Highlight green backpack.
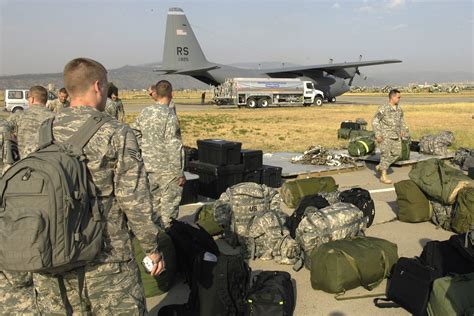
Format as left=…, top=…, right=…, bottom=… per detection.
left=0, top=114, right=111, bottom=273
left=194, top=203, right=225, bottom=236
left=310, top=236, right=398, bottom=294
left=348, top=137, right=375, bottom=157
left=338, top=128, right=375, bottom=140
left=395, top=180, right=432, bottom=222
left=452, top=187, right=474, bottom=233
left=133, top=233, right=176, bottom=298
left=427, top=273, right=474, bottom=316
left=280, top=177, right=338, bottom=208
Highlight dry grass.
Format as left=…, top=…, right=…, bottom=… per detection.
left=125, top=102, right=474, bottom=153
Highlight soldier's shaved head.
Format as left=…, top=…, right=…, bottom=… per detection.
left=155, top=80, right=173, bottom=97
left=388, top=89, right=400, bottom=99
left=64, top=58, right=107, bottom=97
left=29, top=85, right=48, bottom=105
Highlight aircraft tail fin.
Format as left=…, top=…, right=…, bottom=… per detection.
left=161, top=7, right=211, bottom=72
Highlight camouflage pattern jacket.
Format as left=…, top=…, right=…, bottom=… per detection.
left=47, top=99, right=70, bottom=113
left=372, top=103, right=409, bottom=140
left=104, top=98, right=119, bottom=119
left=51, top=106, right=160, bottom=263
left=131, top=104, right=184, bottom=178
left=7, top=104, right=55, bottom=159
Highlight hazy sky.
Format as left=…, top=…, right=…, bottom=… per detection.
left=0, top=0, right=473, bottom=76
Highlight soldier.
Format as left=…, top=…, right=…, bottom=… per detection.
left=8, top=85, right=55, bottom=159
left=106, top=83, right=125, bottom=122
left=47, top=87, right=70, bottom=112
left=132, top=80, right=185, bottom=228
left=372, top=89, right=409, bottom=184
left=31, top=58, right=164, bottom=314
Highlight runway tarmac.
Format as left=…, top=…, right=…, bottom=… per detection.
left=123, top=93, right=473, bottom=113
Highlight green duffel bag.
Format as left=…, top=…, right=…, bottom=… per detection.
left=133, top=232, right=177, bottom=298
left=452, top=187, right=474, bottom=233
left=398, top=139, right=411, bottom=161
left=280, top=177, right=338, bottom=208
left=395, top=180, right=432, bottom=222
left=338, top=128, right=352, bottom=139
left=409, top=158, right=474, bottom=205
left=427, top=273, right=474, bottom=316
left=348, top=137, right=375, bottom=157
left=310, top=236, right=398, bottom=294
left=194, top=203, right=225, bottom=236
left=349, top=130, right=375, bottom=140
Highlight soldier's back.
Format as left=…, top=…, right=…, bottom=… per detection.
left=8, top=105, right=54, bottom=158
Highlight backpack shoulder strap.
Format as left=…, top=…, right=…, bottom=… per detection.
left=67, top=113, right=113, bottom=150
left=38, top=118, right=55, bottom=149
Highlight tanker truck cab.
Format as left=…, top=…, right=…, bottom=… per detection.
left=303, top=81, right=325, bottom=106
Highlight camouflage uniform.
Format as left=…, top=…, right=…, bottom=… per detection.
left=104, top=98, right=119, bottom=119
left=115, top=99, right=125, bottom=122
left=132, top=104, right=184, bottom=228
left=7, top=104, right=55, bottom=159
left=372, top=103, right=409, bottom=170
left=0, top=271, right=36, bottom=315
left=46, top=98, right=71, bottom=113
left=30, top=106, right=160, bottom=315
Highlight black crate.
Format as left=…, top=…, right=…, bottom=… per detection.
left=241, top=149, right=263, bottom=172
left=180, top=173, right=199, bottom=205
left=184, top=146, right=199, bottom=171
left=197, top=139, right=242, bottom=166
left=469, top=167, right=474, bottom=180
left=261, top=165, right=282, bottom=188
left=243, top=170, right=262, bottom=184
left=340, top=121, right=361, bottom=130
left=188, top=160, right=244, bottom=199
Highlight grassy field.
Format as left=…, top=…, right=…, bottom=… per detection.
left=125, top=102, right=474, bottom=153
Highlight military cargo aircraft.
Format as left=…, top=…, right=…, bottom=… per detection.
left=156, top=7, right=402, bottom=102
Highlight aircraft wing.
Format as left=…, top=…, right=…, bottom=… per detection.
left=153, top=65, right=220, bottom=75
left=263, top=59, right=402, bottom=78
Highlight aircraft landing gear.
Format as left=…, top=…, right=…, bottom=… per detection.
left=328, top=97, right=336, bottom=103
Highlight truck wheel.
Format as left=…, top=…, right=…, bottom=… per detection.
left=12, top=107, right=24, bottom=113
left=258, top=98, right=270, bottom=108
left=247, top=98, right=257, bottom=108
left=314, top=97, right=323, bottom=107
left=328, top=97, right=336, bottom=103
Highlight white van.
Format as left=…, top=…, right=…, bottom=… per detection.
left=4, top=89, right=29, bottom=112
left=4, top=89, right=58, bottom=112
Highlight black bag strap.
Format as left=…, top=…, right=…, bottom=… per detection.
left=67, top=114, right=113, bottom=150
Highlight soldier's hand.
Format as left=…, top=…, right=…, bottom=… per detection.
left=178, top=176, right=186, bottom=187
left=400, top=131, right=406, bottom=138
left=148, top=252, right=165, bottom=277
left=376, top=136, right=383, bottom=143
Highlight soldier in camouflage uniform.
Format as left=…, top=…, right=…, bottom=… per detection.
left=30, top=58, right=164, bottom=315
left=8, top=85, right=55, bottom=159
left=46, top=87, right=70, bottom=113
left=106, top=83, right=125, bottom=122
left=132, top=80, right=185, bottom=228
left=372, top=89, right=409, bottom=184
left=0, top=86, right=54, bottom=314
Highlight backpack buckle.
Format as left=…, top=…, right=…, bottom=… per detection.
left=22, top=169, right=32, bottom=181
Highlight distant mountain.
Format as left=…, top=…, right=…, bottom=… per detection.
left=1, top=61, right=472, bottom=90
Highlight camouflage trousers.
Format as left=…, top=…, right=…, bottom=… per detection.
left=148, top=173, right=183, bottom=228
left=33, top=260, right=147, bottom=315
left=378, top=138, right=402, bottom=170
left=0, top=271, right=36, bottom=315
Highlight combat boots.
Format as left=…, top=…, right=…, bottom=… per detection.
left=380, top=170, right=392, bottom=184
